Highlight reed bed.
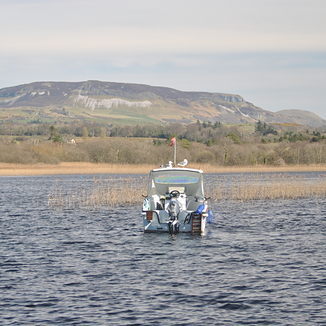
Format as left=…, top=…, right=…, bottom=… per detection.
left=199, top=164, right=326, bottom=174
left=206, top=173, right=326, bottom=201
left=48, top=176, right=148, bottom=210
left=48, top=172, right=326, bottom=210
left=88, top=177, right=148, bottom=207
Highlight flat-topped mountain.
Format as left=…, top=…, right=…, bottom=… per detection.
left=0, top=80, right=324, bottom=126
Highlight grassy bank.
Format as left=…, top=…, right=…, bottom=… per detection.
left=0, top=162, right=154, bottom=176
left=2, top=162, right=326, bottom=176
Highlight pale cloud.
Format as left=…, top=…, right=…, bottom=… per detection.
left=2, top=0, right=326, bottom=55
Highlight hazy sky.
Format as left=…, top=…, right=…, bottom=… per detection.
left=1, top=0, right=326, bottom=119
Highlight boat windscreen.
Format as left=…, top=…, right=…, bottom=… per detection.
left=149, top=170, right=204, bottom=197
left=154, top=174, right=200, bottom=184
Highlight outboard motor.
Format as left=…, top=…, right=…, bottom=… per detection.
left=168, top=220, right=180, bottom=234
left=167, top=198, right=181, bottom=234
left=168, top=199, right=181, bottom=220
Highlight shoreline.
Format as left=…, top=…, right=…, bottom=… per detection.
left=1, top=162, right=326, bottom=176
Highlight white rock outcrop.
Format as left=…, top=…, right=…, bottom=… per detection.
left=72, top=94, right=152, bottom=111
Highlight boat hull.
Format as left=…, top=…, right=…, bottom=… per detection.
left=142, top=210, right=207, bottom=234
left=142, top=167, right=211, bottom=234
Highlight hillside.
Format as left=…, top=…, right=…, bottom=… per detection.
left=0, top=80, right=324, bottom=126
left=276, top=109, right=325, bottom=127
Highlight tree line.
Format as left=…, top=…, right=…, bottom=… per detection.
left=1, top=120, right=326, bottom=165
left=1, top=119, right=325, bottom=143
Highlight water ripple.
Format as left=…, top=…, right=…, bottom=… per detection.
left=1, top=174, right=326, bottom=325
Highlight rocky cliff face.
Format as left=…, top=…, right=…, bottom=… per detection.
left=0, top=80, right=324, bottom=126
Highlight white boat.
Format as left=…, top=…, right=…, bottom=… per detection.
left=142, top=167, right=212, bottom=234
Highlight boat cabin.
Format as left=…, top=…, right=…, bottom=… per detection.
left=142, top=167, right=210, bottom=234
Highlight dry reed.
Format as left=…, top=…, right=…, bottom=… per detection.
left=2, top=162, right=326, bottom=176
left=206, top=173, right=326, bottom=201
left=48, top=176, right=148, bottom=210
left=48, top=172, right=326, bottom=210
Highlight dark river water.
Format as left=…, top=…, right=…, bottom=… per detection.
left=1, top=173, right=326, bottom=325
